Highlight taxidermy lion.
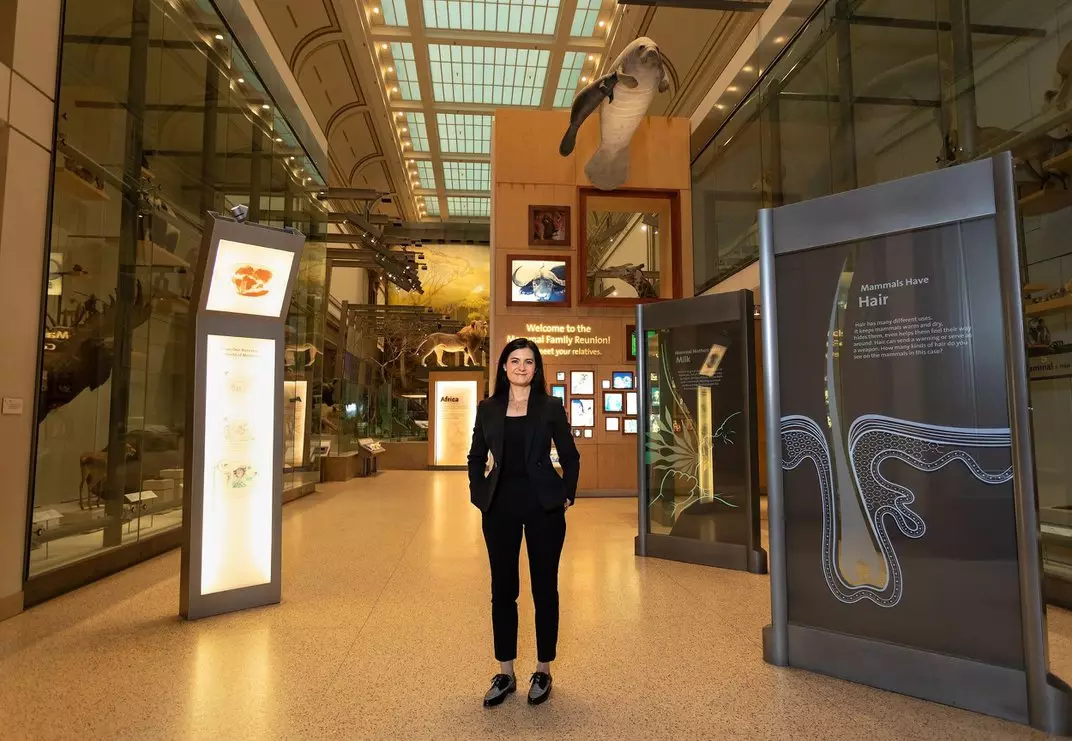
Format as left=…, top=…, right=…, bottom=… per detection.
left=418, top=320, right=488, bottom=367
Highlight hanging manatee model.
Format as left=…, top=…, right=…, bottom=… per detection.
left=559, top=37, right=669, bottom=190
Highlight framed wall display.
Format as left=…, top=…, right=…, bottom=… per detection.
left=507, top=254, right=571, bottom=306
left=570, top=398, right=595, bottom=427
left=602, top=379, right=611, bottom=389
left=604, top=391, right=624, bottom=413
left=623, top=418, right=638, bottom=434
left=570, top=370, right=595, bottom=395
left=579, top=188, right=683, bottom=306
left=606, top=416, right=620, bottom=432
left=529, top=205, right=571, bottom=246
left=557, top=371, right=566, bottom=381
left=612, top=370, right=634, bottom=389
left=626, top=391, right=638, bottom=416
left=550, top=384, right=566, bottom=402
left=584, top=429, right=593, bottom=439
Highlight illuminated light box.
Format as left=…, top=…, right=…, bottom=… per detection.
left=181, top=212, right=304, bottom=620
left=428, top=369, right=486, bottom=469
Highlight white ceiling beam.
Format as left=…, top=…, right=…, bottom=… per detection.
left=541, top=0, right=580, bottom=109
left=402, top=0, right=449, bottom=221
left=370, top=25, right=606, bottom=51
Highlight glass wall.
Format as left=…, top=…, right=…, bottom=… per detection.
left=692, top=0, right=1072, bottom=602
left=28, top=0, right=327, bottom=580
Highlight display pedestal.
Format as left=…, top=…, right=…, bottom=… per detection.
left=179, top=212, right=305, bottom=620
left=427, top=369, right=485, bottom=470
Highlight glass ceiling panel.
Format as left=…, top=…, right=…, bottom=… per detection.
left=437, top=113, right=493, bottom=154
left=382, top=0, right=409, bottom=25
left=405, top=112, right=430, bottom=152
left=424, top=196, right=441, bottom=216
left=390, top=42, right=421, bottom=101
left=554, top=51, right=585, bottom=108
left=428, top=45, right=549, bottom=106
left=447, top=196, right=491, bottom=217
left=415, top=160, right=437, bottom=189
left=423, top=0, right=560, bottom=35
left=571, top=0, right=601, bottom=37
left=443, top=161, right=491, bottom=191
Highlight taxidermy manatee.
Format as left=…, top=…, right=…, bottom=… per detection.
left=559, top=37, right=669, bottom=190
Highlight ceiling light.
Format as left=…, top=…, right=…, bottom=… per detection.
left=372, top=7, right=380, bottom=14
left=716, top=104, right=726, bottom=110
left=641, top=225, right=647, bottom=231
left=261, top=103, right=271, bottom=110
left=387, top=66, right=394, bottom=73
left=581, top=76, right=588, bottom=83
left=396, top=112, right=404, bottom=118
left=403, top=141, right=410, bottom=148
left=743, top=65, right=755, bottom=73
left=598, top=20, right=606, bottom=28
left=214, top=33, right=224, bottom=40
left=588, top=54, right=595, bottom=61
left=381, top=43, right=389, bottom=51
left=237, top=77, right=245, bottom=83
left=774, top=36, right=787, bottom=44
left=401, top=127, right=408, bottom=132
left=727, top=85, right=739, bottom=92
left=274, top=137, right=283, bottom=142
left=391, top=86, right=398, bottom=93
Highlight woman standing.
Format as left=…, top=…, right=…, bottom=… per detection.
left=468, top=338, right=580, bottom=708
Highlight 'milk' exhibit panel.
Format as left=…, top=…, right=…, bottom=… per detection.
left=636, top=291, right=765, bottom=573
left=760, top=154, right=1072, bottom=734
left=776, top=221, right=1021, bottom=664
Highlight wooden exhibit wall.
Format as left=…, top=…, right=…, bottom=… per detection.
left=490, top=109, right=693, bottom=495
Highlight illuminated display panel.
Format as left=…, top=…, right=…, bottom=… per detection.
left=205, top=240, right=296, bottom=318
left=200, top=334, right=277, bottom=595
left=434, top=380, right=478, bottom=466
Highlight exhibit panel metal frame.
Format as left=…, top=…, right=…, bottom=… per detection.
left=634, top=289, right=767, bottom=574
left=180, top=213, right=305, bottom=620
left=758, top=153, right=1072, bottom=734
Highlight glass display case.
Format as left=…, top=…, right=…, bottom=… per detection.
left=691, top=0, right=1072, bottom=604
left=27, top=0, right=327, bottom=586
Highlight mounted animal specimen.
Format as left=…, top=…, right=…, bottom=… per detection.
left=590, top=263, right=658, bottom=299
left=285, top=343, right=318, bottom=368
left=559, top=37, right=669, bottom=190
left=418, top=319, right=489, bottom=367
left=78, top=443, right=137, bottom=510
left=512, top=262, right=567, bottom=303
left=40, top=282, right=154, bottom=423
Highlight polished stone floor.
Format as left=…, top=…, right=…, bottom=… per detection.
left=0, top=470, right=1069, bottom=740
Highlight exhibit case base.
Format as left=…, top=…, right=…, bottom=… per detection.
left=762, top=624, right=1072, bottom=732
left=635, top=534, right=766, bottom=574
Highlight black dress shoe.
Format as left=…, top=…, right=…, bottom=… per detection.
left=527, top=672, right=552, bottom=705
left=483, top=673, right=516, bottom=707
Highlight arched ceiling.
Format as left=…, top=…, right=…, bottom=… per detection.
left=254, top=0, right=762, bottom=223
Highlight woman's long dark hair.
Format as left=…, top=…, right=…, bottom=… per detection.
left=492, top=338, right=549, bottom=399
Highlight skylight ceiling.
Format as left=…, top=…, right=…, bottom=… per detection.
left=366, top=0, right=615, bottom=221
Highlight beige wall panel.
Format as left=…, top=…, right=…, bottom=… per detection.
left=12, top=0, right=60, bottom=97
left=0, top=129, right=50, bottom=604
left=493, top=109, right=575, bottom=186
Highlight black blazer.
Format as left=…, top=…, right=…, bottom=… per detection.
left=467, top=394, right=581, bottom=512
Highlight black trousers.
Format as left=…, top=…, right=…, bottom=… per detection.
left=482, top=485, right=567, bottom=663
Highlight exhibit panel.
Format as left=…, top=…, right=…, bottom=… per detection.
left=635, top=291, right=766, bottom=573
left=428, top=369, right=485, bottom=469
left=180, top=213, right=304, bottom=620
left=759, top=154, right=1070, bottom=732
